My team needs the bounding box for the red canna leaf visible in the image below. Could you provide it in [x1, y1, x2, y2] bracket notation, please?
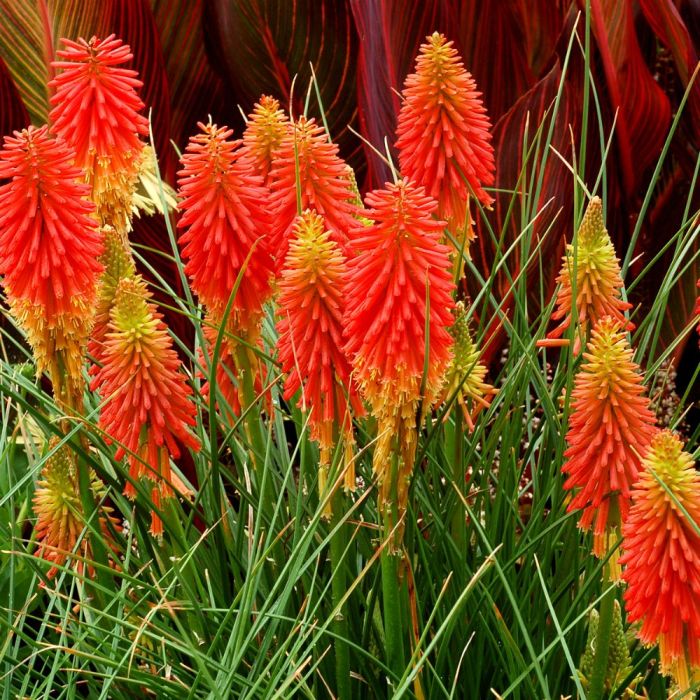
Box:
[639, 0, 700, 143]
[151, 0, 229, 157]
[204, 0, 360, 169]
[0, 53, 27, 135]
[588, 0, 672, 196]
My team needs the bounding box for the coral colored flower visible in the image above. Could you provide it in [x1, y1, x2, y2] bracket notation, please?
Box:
[344, 179, 455, 540]
[620, 430, 700, 691]
[269, 116, 357, 269]
[91, 276, 200, 536]
[49, 35, 148, 231]
[277, 211, 364, 498]
[395, 32, 495, 247]
[0, 125, 103, 404]
[33, 439, 119, 581]
[242, 95, 290, 186]
[541, 197, 632, 352]
[440, 301, 496, 430]
[563, 317, 657, 562]
[177, 121, 274, 336]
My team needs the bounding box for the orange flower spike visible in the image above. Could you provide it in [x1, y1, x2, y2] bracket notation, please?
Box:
[542, 197, 632, 352]
[277, 211, 364, 498]
[49, 35, 148, 231]
[33, 439, 119, 581]
[269, 116, 358, 270]
[242, 95, 290, 186]
[92, 276, 200, 536]
[345, 179, 455, 411]
[620, 430, 700, 692]
[395, 32, 495, 245]
[0, 126, 103, 404]
[344, 179, 455, 542]
[177, 121, 274, 334]
[562, 318, 657, 567]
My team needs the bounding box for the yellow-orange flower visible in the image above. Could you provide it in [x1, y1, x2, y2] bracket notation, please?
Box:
[541, 197, 632, 352]
[620, 430, 700, 692]
[33, 439, 118, 581]
[440, 301, 496, 430]
[49, 35, 148, 233]
[277, 211, 363, 502]
[91, 276, 200, 536]
[269, 116, 358, 269]
[344, 179, 455, 543]
[563, 317, 657, 564]
[395, 32, 495, 249]
[0, 125, 103, 406]
[242, 95, 290, 187]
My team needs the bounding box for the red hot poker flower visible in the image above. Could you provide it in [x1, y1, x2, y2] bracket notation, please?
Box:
[344, 179, 455, 542]
[395, 32, 495, 246]
[269, 116, 357, 269]
[242, 95, 290, 187]
[177, 121, 274, 336]
[562, 317, 657, 566]
[92, 276, 200, 536]
[540, 197, 632, 352]
[49, 35, 148, 231]
[33, 438, 119, 581]
[277, 210, 364, 498]
[621, 430, 700, 692]
[0, 125, 103, 405]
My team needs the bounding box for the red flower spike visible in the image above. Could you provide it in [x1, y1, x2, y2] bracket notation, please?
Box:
[177, 121, 274, 337]
[621, 430, 700, 692]
[562, 317, 657, 567]
[395, 32, 495, 246]
[269, 116, 358, 270]
[345, 179, 455, 411]
[277, 210, 364, 499]
[344, 179, 455, 543]
[92, 276, 200, 536]
[242, 95, 290, 187]
[0, 125, 103, 404]
[49, 35, 148, 231]
[541, 197, 633, 352]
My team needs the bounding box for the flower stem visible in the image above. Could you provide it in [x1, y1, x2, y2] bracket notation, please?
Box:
[330, 489, 351, 700]
[381, 450, 406, 687]
[588, 564, 615, 700]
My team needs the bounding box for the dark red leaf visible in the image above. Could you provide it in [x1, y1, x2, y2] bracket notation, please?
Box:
[639, 0, 700, 142]
[587, 0, 672, 196]
[151, 0, 230, 155]
[204, 0, 360, 170]
[0, 53, 28, 135]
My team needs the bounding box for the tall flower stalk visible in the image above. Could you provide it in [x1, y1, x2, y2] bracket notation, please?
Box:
[345, 178, 455, 680]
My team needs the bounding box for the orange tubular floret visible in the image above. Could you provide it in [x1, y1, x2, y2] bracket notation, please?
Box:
[562, 317, 657, 565]
[177, 121, 274, 335]
[621, 430, 700, 691]
[242, 95, 290, 187]
[91, 276, 200, 536]
[395, 32, 495, 243]
[277, 210, 364, 496]
[269, 116, 357, 270]
[49, 35, 148, 230]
